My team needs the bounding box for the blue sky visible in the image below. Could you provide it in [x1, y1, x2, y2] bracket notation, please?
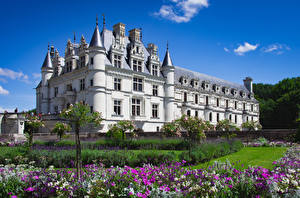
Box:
[0, 0, 299, 112]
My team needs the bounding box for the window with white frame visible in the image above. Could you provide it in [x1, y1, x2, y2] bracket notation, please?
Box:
[113, 100, 121, 115]
[133, 77, 143, 91]
[152, 104, 158, 118]
[132, 98, 141, 116]
[113, 54, 122, 68]
[133, 59, 142, 72]
[80, 79, 85, 91]
[152, 65, 158, 76]
[152, 85, 158, 96]
[114, 78, 121, 91]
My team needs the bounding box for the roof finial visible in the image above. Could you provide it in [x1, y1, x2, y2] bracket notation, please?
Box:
[140, 28, 142, 41]
[48, 42, 50, 51]
[102, 14, 106, 30]
[96, 14, 98, 26]
[167, 41, 169, 50]
[73, 32, 76, 44]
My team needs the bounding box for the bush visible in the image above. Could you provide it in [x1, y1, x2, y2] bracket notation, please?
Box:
[179, 140, 243, 165]
[0, 147, 28, 165]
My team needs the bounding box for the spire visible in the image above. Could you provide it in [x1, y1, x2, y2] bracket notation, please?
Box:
[42, 44, 53, 68]
[102, 14, 106, 30]
[89, 15, 104, 48]
[162, 42, 173, 67]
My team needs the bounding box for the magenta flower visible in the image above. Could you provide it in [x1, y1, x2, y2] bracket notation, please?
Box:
[25, 187, 35, 192]
[11, 196, 17, 198]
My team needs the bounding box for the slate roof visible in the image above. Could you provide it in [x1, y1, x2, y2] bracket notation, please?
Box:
[174, 66, 249, 93]
[41, 50, 53, 68]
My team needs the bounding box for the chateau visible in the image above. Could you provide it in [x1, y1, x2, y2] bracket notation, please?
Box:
[36, 18, 259, 132]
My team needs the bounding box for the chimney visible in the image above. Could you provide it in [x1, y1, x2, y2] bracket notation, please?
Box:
[113, 23, 125, 37]
[147, 43, 158, 55]
[129, 28, 141, 42]
[243, 77, 253, 93]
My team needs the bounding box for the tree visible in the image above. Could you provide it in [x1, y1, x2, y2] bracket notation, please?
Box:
[117, 120, 135, 141]
[216, 119, 239, 140]
[241, 121, 262, 131]
[161, 121, 181, 138]
[60, 102, 102, 176]
[51, 122, 71, 141]
[25, 114, 44, 151]
[177, 115, 207, 156]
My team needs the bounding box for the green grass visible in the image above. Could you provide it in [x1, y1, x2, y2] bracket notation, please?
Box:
[192, 147, 287, 170]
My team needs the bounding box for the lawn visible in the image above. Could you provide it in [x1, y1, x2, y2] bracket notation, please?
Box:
[192, 147, 287, 170]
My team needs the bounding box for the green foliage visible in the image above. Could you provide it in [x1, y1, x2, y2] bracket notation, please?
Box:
[161, 121, 181, 137]
[177, 115, 207, 142]
[253, 77, 300, 129]
[0, 176, 25, 198]
[106, 120, 136, 141]
[51, 122, 71, 140]
[179, 140, 243, 165]
[0, 147, 28, 165]
[242, 121, 262, 131]
[24, 114, 44, 150]
[106, 125, 123, 141]
[216, 119, 239, 131]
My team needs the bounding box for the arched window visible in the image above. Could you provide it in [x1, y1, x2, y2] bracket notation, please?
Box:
[187, 110, 191, 117]
[195, 111, 198, 117]
[209, 112, 212, 122]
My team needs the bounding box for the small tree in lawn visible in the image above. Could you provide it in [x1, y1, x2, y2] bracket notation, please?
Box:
[177, 115, 207, 156]
[216, 119, 239, 140]
[25, 114, 44, 151]
[161, 121, 181, 138]
[60, 102, 102, 176]
[242, 120, 262, 131]
[51, 122, 71, 141]
[117, 120, 135, 141]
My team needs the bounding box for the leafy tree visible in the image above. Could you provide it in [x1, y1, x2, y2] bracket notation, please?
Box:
[25, 114, 44, 151]
[216, 119, 239, 131]
[60, 102, 102, 176]
[51, 122, 71, 141]
[241, 121, 262, 131]
[161, 121, 181, 138]
[106, 120, 135, 141]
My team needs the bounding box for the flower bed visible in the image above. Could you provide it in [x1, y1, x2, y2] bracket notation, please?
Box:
[0, 146, 299, 197]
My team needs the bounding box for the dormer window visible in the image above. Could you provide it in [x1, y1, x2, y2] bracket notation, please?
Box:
[152, 65, 159, 76]
[240, 91, 246, 98]
[113, 54, 122, 68]
[80, 56, 86, 68]
[231, 89, 237, 96]
[202, 81, 210, 91]
[133, 59, 142, 72]
[179, 77, 188, 85]
[191, 79, 199, 88]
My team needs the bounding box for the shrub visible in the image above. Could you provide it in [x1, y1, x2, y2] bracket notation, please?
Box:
[106, 125, 123, 142]
[51, 122, 71, 141]
[161, 121, 181, 137]
[242, 121, 262, 131]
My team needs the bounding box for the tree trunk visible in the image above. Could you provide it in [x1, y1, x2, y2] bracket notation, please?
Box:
[75, 122, 81, 179]
[29, 133, 33, 152]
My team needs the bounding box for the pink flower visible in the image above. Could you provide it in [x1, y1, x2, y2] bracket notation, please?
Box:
[228, 185, 233, 188]
[111, 182, 116, 187]
[25, 187, 35, 192]
[11, 196, 17, 198]
[33, 176, 39, 179]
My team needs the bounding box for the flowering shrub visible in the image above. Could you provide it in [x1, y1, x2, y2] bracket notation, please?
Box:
[1, 145, 298, 197]
[242, 120, 262, 131]
[161, 121, 181, 137]
[245, 137, 295, 147]
[51, 122, 71, 141]
[25, 114, 44, 150]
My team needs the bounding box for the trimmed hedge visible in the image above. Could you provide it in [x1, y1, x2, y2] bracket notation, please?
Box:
[179, 140, 243, 164]
[33, 139, 190, 150]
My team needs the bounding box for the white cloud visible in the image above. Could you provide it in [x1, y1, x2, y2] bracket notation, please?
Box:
[0, 106, 14, 113]
[0, 78, 7, 83]
[262, 44, 290, 55]
[0, 68, 30, 83]
[0, 85, 9, 95]
[234, 42, 258, 56]
[154, 0, 209, 23]
[224, 47, 230, 53]
[32, 73, 41, 79]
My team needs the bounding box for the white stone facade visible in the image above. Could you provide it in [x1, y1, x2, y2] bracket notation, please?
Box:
[36, 21, 259, 132]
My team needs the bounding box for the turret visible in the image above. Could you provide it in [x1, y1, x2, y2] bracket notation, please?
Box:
[161, 43, 175, 122]
[88, 16, 107, 117]
[40, 45, 54, 114]
[243, 77, 253, 93]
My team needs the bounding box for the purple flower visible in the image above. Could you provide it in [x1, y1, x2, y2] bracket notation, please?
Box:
[25, 187, 35, 192]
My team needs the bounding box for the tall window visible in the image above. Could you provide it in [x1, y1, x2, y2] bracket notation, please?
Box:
[90, 106, 93, 113]
[229, 114, 232, 122]
[90, 57, 94, 65]
[114, 54, 122, 68]
[67, 84, 72, 91]
[184, 92, 187, 102]
[217, 113, 219, 122]
[80, 56, 85, 67]
[206, 96, 209, 105]
[235, 115, 237, 124]
[251, 104, 254, 111]
[114, 78, 121, 91]
[90, 79, 94, 87]
[235, 101, 237, 109]
[152, 85, 158, 96]
[226, 100, 229, 108]
[54, 87, 58, 97]
[152, 104, 158, 118]
[133, 60, 142, 72]
[195, 110, 198, 117]
[133, 78, 143, 91]
[152, 65, 158, 76]
[216, 98, 219, 107]
[209, 112, 212, 122]
[132, 98, 141, 116]
[80, 79, 85, 91]
[113, 100, 121, 115]
[195, 94, 198, 104]
[187, 110, 191, 116]
[243, 103, 246, 111]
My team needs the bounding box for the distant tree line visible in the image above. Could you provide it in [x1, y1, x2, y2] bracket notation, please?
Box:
[253, 77, 300, 129]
